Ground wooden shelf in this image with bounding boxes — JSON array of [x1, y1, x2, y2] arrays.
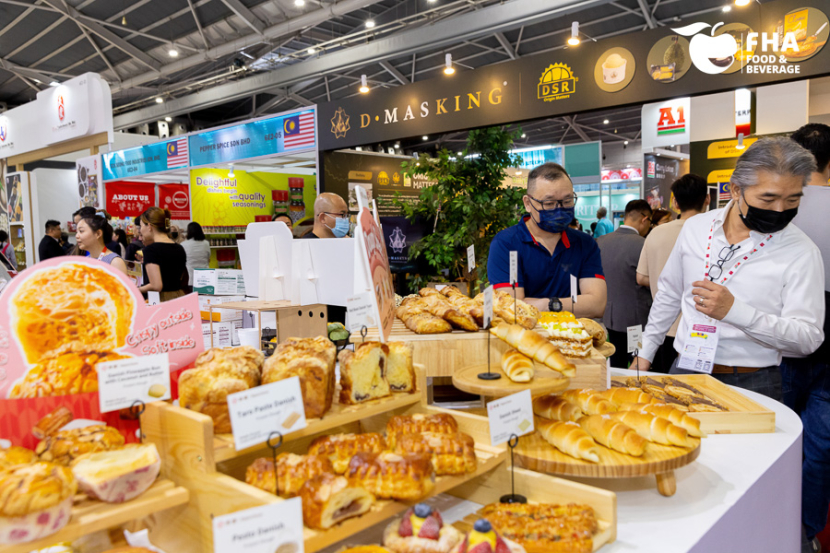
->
[[4, 479, 189, 553], [211, 299, 305, 311], [213, 390, 423, 462]]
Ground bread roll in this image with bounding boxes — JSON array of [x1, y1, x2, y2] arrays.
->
[[578, 415, 645, 457], [490, 323, 575, 377], [501, 349, 534, 382], [536, 419, 600, 463], [532, 396, 583, 422], [619, 403, 705, 438], [561, 389, 617, 415], [610, 411, 695, 448]]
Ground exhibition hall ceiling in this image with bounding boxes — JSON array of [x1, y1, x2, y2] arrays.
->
[[0, 0, 736, 146]]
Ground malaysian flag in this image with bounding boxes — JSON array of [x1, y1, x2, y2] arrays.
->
[[718, 181, 731, 201], [167, 137, 189, 168], [283, 112, 315, 149]]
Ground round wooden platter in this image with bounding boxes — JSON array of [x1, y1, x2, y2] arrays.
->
[[595, 341, 616, 358], [515, 427, 701, 496], [452, 363, 570, 398]]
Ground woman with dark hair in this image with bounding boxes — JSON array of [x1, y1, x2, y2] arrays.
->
[[181, 221, 210, 287], [76, 215, 127, 275], [651, 209, 673, 227], [114, 228, 129, 258], [138, 207, 187, 301]]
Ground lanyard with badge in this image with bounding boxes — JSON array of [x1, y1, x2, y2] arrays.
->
[[677, 220, 773, 373]]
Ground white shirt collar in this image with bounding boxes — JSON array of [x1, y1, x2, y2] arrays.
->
[[714, 199, 789, 242], [619, 225, 639, 233]]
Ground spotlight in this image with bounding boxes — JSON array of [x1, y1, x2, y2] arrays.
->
[[515, 171, 522, 176], [308, 47, 317, 54], [49, 81, 59, 86], [734, 0, 751, 6], [624, 140, 629, 145], [155, 97, 164, 104], [366, 19, 376, 28], [165, 116, 172, 122], [603, 119, 609, 124], [521, 133, 526, 138], [722, 5, 732, 12], [444, 53, 455, 75], [422, 136, 428, 141], [736, 134, 746, 150], [567, 22, 581, 46], [356, 147, 362, 151], [121, 15, 127, 25], [359, 74, 369, 94], [168, 48, 179, 58], [228, 165, 235, 178], [294, 0, 305, 5]]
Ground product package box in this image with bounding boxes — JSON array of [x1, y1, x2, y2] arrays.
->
[[231, 320, 243, 346], [193, 269, 246, 296], [199, 294, 246, 321], [202, 322, 233, 349]]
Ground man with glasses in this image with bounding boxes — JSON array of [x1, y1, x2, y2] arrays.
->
[[487, 162, 607, 318], [633, 137, 825, 400], [302, 192, 350, 239], [597, 199, 653, 368]]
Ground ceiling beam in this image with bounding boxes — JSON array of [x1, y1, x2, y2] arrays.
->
[[288, 92, 313, 106], [493, 32, 517, 60], [0, 59, 57, 85], [41, 0, 162, 72], [187, 0, 211, 49], [563, 116, 591, 142], [220, 0, 266, 35], [635, 0, 657, 29], [379, 60, 409, 85], [77, 24, 120, 81]]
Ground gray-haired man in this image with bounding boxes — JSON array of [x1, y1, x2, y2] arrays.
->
[[633, 137, 825, 400]]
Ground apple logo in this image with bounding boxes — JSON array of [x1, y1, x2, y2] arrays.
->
[[672, 21, 738, 75]]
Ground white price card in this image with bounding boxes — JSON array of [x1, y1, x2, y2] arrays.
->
[[346, 291, 377, 332], [487, 389, 534, 446], [570, 274, 578, 305], [228, 377, 307, 451], [97, 353, 171, 414], [147, 291, 161, 306], [677, 321, 719, 374], [509, 251, 518, 285], [483, 285, 494, 328], [626, 325, 643, 354], [467, 244, 475, 273], [213, 499, 304, 553]]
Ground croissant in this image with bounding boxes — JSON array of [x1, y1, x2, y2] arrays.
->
[[532, 395, 583, 422], [536, 419, 600, 463], [386, 413, 459, 449], [490, 323, 576, 377], [308, 433, 387, 474], [397, 302, 453, 334], [619, 403, 705, 438], [561, 389, 617, 415], [346, 452, 435, 501], [578, 415, 645, 457], [245, 453, 334, 498], [501, 349, 534, 383], [395, 432, 477, 475], [419, 295, 479, 332], [599, 387, 658, 407], [610, 411, 694, 448]]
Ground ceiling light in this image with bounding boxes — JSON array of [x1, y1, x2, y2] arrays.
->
[[121, 15, 127, 25], [168, 48, 179, 58], [736, 134, 746, 150], [521, 133, 526, 138], [624, 140, 629, 145], [32, 79, 41, 84], [722, 5, 732, 11], [356, 147, 362, 151], [515, 171, 522, 176], [416, 162, 420, 166], [444, 53, 455, 75], [165, 116, 172, 122], [294, 0, 305, 6], [155, 97, 164, 104], [366, 19, 375, 28], [49, 81, 59, 86], [359, 74, 369, 94], [308, 47, 316, 54], [228, 164, 235, 178], [567, 21, 581, 46], [422, 135, 428, 141], [734, 0, 751, 6], [603, 119, 609, 124]]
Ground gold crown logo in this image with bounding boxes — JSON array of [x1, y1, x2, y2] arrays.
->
[[330, 107, 350, 139]]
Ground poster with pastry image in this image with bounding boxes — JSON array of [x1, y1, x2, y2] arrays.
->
[[594, 47, 636, 92], [355, 206, 395, 342], [0, 257, 204, 448]]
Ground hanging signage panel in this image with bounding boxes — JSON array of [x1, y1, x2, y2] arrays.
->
[[188, 110, 316, 167], [159, 183, 191, 220], [106, 181, 156, 218], [101, 137, 188, 181], [318, 0, 830, 151]]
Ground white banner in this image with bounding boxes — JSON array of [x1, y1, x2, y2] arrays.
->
[[641, 97, 691, 149]]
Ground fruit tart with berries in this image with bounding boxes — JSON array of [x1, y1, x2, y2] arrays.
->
[[451, 519, 526, 553], [383, 503, 463, 553]]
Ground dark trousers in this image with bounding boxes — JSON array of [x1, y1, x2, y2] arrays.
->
[[606, 328, 631, 369], [651, 336, 676, 374], [669, 358, 782, 402], [781, 356, 830, 539]]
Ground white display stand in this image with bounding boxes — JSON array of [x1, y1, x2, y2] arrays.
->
[[293, 238, 355, 307], [239, 221, 295, 301]]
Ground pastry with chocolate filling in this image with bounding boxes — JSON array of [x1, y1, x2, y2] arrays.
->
[[300, 473, 374, 530]]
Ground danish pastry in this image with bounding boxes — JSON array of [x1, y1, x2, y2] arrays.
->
[[0, 446, 37, 471], [385, 413, 458, 449], [346, 452, 434, 501], [300, 473, 374, 530], [480, 503, 597, 553], [308, 433, 387, 474], [383, 504, 463, 553], [394, 432, 477, 475], [36, 424, 125, 466], [245, 453, 334, 497], [263, 337, 336, 419], [451, 518, 526, 553]]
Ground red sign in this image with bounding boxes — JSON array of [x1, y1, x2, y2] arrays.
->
[[158, 183, 190, 220], [657, 105, 686, 136], [106, 181, 155, 218]]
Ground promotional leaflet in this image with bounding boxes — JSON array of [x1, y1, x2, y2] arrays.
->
[[0, 257, 203, 448]]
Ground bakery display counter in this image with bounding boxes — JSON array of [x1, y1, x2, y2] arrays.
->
[[3, 479, 189, 553]]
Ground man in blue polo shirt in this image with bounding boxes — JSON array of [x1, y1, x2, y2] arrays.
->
[[487, 162, 607, 317]]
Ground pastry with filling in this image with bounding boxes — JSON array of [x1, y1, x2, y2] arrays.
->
[[385, 342, 416, 393], [394, 432, 477, 475], [346, 452, 434, 501], [245, 453, 334, 497], [36, 424, 125, 466], [451, 519, 526, 553], [339, 343, 391, 404], [397, 300, 453, 334], [480, 503, 597, 553], [0, 447, 37, 471], [0, 462, 77, 542], [540, 314, 593, 358], [263, 337, 336, 419], [300, 473, 374, 530], [11, 263, 135, 364], [385, 413, 458, 449], [308, 433, 387, 474], [383, 503, 463, 553], [11, 351, 131, 398], [70, 443, 160, 503]]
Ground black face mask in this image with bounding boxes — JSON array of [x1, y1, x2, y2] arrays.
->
[[738, 192, 798, 234]]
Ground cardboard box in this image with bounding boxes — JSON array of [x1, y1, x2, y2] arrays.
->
[[199, 295, 245, 321], [193, 269, 246, 296], [202, 322, 233, 349]]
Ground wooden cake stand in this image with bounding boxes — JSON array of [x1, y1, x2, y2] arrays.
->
[[515, 418, 701, 497], [452, 363, 570, 399], [595, 342, 616, 358]]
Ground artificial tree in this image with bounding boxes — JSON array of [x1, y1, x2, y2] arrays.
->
[[396, 126, 525, 295]]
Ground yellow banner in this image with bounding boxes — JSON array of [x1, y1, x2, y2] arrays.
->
[[707, 137, 759, 159], [191, 168, 316, 227], [707, 169, 734, 184]]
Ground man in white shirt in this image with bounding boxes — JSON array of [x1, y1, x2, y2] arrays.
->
[[636, 174, 709, 373], [633, 137, 825, 400]]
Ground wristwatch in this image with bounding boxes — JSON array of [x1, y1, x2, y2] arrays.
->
[[548, 298, 563, 312]]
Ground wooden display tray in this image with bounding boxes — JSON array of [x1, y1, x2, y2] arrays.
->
[[448, 466, 616, 551], [452, 363, 570, 398], [4, 480, 189, 553], [611, 374, 776, 434], [515, 417, 701, 497], [354, 320, 607, 390], [595, 341, 615, 358], [209, 301, 327, 346]]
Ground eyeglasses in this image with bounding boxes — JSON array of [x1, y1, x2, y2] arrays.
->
[[707, 244, 741, 281], [323, 211, 348, 219], [527, 193, 578, 210]]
